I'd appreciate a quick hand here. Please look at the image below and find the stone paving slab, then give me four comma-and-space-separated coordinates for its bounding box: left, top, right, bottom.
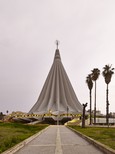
14, 125, 104, 154
60, 126, 104, 154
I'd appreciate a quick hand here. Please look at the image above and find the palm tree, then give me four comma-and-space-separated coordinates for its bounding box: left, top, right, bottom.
102, 64, 114, 125
86, 74, 93, 125
91, 68, 100, 124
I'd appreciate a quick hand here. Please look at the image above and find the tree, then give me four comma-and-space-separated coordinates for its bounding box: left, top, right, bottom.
86, 74, 93, 125
91, 68, 100, 124
0, 112, 3, 115
0, 112, 4, 120
102, 64, 114, 125
6, 110, 9, 115
82, 103, 88, 128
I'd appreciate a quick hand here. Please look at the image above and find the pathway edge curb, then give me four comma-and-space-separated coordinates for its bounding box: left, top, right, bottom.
1, 125, 51, 154
67, 126, 115, 154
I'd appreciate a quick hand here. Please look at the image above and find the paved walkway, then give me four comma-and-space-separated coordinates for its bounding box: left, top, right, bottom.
15, 125, 104, 154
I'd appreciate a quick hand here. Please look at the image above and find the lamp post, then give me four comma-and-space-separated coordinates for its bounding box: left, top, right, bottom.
67, 106, 69, 118
57, 114, 59, 125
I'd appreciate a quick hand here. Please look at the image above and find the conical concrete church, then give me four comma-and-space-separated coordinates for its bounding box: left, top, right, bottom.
29, 43, 82, 115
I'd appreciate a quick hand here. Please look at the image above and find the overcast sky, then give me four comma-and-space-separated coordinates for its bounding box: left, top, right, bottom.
0, 0, 115, 114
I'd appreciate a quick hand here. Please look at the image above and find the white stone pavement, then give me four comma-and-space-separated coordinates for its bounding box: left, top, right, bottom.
14, 125, 104, 154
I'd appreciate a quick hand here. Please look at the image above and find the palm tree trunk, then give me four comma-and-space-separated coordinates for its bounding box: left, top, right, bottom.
82, 105, 85, 128
106, 84, 109, 125
90, 90, 92, 125
94, 81, 96, 124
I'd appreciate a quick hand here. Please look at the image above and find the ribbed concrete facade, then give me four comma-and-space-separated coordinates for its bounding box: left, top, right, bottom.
29, 48, 82, 115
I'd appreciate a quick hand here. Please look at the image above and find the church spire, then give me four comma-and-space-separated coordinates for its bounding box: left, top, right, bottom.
54, 40, 61, 60
29, 42, 82, 115
55, 40, 60, 49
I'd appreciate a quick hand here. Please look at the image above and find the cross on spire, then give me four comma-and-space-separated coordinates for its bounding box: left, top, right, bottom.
55, 40, 60, 49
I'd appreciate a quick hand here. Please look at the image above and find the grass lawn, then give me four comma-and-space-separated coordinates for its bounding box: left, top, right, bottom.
69, 125, 115, 150
0, 122, 48, 153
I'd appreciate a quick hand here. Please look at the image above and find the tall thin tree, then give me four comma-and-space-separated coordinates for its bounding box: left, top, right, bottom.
86, 74, 93, 125
91, 68, 100, 124
102, 64, 114, 125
